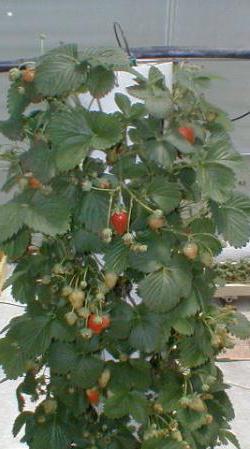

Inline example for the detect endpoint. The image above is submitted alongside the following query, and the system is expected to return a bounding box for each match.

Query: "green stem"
[127,197,133,232]
[122,184,154,213]
[91,186,118,193]
[107,192,114,227]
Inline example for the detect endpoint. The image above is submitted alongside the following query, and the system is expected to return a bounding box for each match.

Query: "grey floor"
[0,287,250,449]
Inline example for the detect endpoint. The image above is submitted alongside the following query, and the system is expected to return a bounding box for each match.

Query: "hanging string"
[113,22,136,66]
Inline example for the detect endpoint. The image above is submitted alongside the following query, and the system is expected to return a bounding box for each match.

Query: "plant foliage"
[0,45,249,449]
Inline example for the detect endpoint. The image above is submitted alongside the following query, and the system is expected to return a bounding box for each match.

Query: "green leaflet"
[129,307,170,353]
[158,371,183,412]
[139,259,191,312]
[87,66,115,98]
[0,192,70,243]
[71,356,104,388]
[0,336,27,379]
[147,177,181,213]
[35,43,86,96]
[20,141,56,183]
[104,237,130,273]
[80,190,110,233]
[210,192,250,247]
[109,359,151,391]
[228,312,250,339]
[104,389,149,423]
[0,228,30,260]
[30,419,70,449]
[178,321,213,368]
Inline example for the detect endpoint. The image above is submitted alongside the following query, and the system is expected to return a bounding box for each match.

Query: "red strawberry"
[86,388,100,404]
[110,210,128,235]
[87,314,110,334]
[178,126,195,144]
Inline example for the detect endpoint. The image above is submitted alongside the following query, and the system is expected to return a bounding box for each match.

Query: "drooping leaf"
[144,139,176,168]
[0,203,24,242]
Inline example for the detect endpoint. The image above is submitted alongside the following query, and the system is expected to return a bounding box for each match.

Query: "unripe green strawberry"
[17,86,25,95]
[37,415,46,424]
[18,177,29,190]
[101,228,112,243]
[188,397,207,413]
[200,252,214,267]
[68,289,85,309]
[171,430,183,442]
[64,311,78,326]
[80,328,93,340]
[98,368,111,388]
[104,272,118,289]
[183,242,198,260]
[81,180,92,191]
[43,399,57,414]
[77,306,90,318]
[153,402,164,414]
[68,387,75,394]
[62,285,73,297]
[204,414,213,424]
[96,292,105,301]
[52,263,65,275]
[9,67,21,81]
[80,280,87,289]
[122,232,134,245]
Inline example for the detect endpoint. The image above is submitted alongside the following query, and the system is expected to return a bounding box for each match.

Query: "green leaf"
[104,238,130,273]
[159,371,183,412]
[80,190,110,233]
[109,301,134,339]
[109,359,151,391]
[7,314,52,356]
[0,336,27,379]
[139,261,191,312]
[0,228,30,260]
[35,43,86,96]
[129,307,169,353]
[48,107,92,171]
[144,139,176,168]
[177,408,208,431]
[115,93,131,115]
[20,141,56,183]
[129,232,172,273]
[22,192,70,236]
[80,47,130,69]
[210,192,250,247]
[104,389,148,423]
[0,117,24,140]
[147,178,181,213]
[197,150,235,202]
[73,229,103,253]
[72,356,104,388]
[48,342,78,374]
[13,412,34,437]
[179,321,213,368]
[87,66,115,98]
[85,111,122,150]
[168,290,200,321]
[7,83,33,116]
[30,419,70,449]
[166,133,194,154]
[228,312,250,339]
[0,203,23,242]
[219,430,241,449]
[173,318,195,336]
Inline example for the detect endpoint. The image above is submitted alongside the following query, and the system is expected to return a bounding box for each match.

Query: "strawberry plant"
[0,44,250,449]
